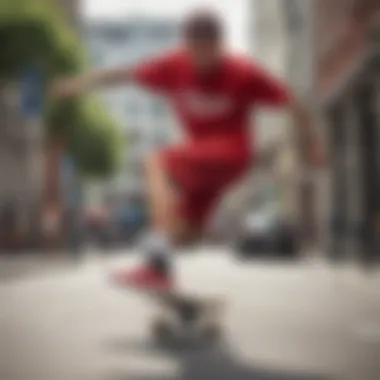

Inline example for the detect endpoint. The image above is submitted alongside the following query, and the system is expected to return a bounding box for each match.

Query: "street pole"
[19,66,45,250]
[60,154,84,256]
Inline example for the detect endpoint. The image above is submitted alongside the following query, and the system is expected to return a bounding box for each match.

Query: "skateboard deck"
[110,277,225,343]
[148,290,225,343]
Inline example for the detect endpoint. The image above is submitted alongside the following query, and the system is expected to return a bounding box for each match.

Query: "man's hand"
[288,95,327,168]
[306,138,327,168]
[50,77,86,100]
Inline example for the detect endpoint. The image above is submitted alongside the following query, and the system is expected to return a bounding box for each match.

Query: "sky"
[81,0,251,52]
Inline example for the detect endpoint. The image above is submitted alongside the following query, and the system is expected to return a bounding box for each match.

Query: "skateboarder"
[52,8,325,292]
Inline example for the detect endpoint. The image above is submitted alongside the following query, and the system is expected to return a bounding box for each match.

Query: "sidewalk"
[0,252,82,282]
[1,249,379,380]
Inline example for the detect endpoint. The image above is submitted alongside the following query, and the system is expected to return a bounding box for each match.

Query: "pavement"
[1,247,380,380]
[0,253,80,282]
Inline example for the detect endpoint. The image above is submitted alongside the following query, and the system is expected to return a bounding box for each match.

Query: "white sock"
[140,231,172,260]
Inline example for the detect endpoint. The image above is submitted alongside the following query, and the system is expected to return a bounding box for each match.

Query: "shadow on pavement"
[106,337,332,380]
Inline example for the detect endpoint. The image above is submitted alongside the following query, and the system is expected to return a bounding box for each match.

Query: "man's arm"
[51,51,175,100]
[246,62,325,167]
[51,66,134,99]
[287,93,325,167]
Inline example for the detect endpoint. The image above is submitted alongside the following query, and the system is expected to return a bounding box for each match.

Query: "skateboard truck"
[108,275,224,344]
[150,293,224,344]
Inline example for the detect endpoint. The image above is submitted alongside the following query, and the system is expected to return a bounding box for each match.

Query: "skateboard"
[110,274,225,343]
[147,290,225,343]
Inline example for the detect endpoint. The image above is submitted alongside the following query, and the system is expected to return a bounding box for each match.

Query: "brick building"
[271,0,380,262]
[41,0,81,251]
[314,0,379,264]
[0,0,81,252]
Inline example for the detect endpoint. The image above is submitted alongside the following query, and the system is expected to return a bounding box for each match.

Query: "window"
[152,101,166,118]
[151,24,175,41]
[104,26,130,42]
[90,50,106,68]
[126,102,140,119]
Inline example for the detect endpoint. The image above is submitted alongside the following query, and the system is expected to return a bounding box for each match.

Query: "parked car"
[234,204,300,259]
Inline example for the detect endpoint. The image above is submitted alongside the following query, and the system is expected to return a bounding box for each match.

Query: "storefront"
[315,0,379,264]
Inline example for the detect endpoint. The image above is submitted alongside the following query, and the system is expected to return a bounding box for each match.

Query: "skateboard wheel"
[151,319,173,342]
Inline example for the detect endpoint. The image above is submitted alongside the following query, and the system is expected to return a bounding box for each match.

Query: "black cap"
[182,9,223,40]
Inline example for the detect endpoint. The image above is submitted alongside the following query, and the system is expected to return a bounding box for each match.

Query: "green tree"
[0,0,123,178]
[66,97,123,178]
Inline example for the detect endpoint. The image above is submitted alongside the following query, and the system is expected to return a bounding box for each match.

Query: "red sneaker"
[109,262,174,292]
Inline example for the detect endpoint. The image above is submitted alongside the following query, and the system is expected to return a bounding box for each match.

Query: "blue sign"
[20,66,44,117]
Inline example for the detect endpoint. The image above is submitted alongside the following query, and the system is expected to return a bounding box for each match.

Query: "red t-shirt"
[132,49,290,160]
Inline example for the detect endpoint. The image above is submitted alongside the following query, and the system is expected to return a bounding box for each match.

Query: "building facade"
[0,0,82,252]
[280,0,380,264]
[85,18,180,196]
[313,0,379,264]
[40,0,82,252]
[282,0,323,252]
[0,80,44,251]
[254,0,302,224]
[225,0,300,235]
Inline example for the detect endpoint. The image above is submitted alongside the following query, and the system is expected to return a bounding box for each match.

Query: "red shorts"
[160,140,250,226]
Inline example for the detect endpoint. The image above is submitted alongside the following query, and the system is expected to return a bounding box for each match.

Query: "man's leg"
[110,142,247,290]
[142,152,202,266]
[144,152,198,244]
[110,149,205,290]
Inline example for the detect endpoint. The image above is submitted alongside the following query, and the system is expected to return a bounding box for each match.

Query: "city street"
[1,2,379,380]
[1,248,380,380]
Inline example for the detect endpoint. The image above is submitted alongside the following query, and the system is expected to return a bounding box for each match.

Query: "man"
[53,9,325,291]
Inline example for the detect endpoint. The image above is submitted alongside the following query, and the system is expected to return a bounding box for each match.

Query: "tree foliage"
[0,0,123,178]
[66,96,123,178]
